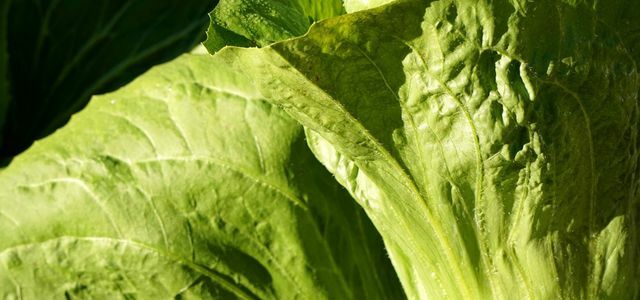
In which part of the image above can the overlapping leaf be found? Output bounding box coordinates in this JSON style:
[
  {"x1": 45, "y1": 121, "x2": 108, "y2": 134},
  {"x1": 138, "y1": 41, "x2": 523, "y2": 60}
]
[
  {"x1": 224, "y1": 0, "x2": 640, "y2": 298},
  {"x1": 0, "y1": 54, "x2": 403, "y2": 299},
  {"x1": 204, "y1": 0, "x2": 345, "y2": 53}
]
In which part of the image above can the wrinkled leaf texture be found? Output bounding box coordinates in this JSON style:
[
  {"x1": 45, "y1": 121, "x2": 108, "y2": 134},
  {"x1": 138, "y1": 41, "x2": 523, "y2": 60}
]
[
  {"x1": 0, "y1": 0, "x2": 404, "y2": 298},
  {"x1": 203, "y1": 0, "x2": 345, "y2": 53},
  {"x1": 224, "y1": 0, "x2": 640, "y2": 298},
  {"x1": 2, "y1": 0, "x2": 640, "y2": 298},
  {"x1": 0, "y1": 54, "x2": 403, "y2": 299}
]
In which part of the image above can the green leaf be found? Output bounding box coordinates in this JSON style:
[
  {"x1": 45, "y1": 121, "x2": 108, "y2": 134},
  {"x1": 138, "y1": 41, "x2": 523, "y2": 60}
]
[
  {"x1": 203, "y1": 0, "x2": 345, "y2": 53},
  {"x1": 223, "y1": 0, "x2": 640, "y2": 298},
  {"x1": 0, "y1": 54, "x2": 403, "y2": 299},
  {"x1": 342, "y1": 0, "x2": 395, "y2": 13},
  {"x1": 593, "y1": 1, "x2": 640, "y2": 65},
  {"x1": 2, "y1": 0, "x2": 215, "y2": 158},
  {"x1": 294, "y1": 0, "x2": 345, "y2": 21}
]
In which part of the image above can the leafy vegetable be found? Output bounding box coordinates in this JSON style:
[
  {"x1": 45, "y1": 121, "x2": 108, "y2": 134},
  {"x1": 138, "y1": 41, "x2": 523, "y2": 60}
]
[
  {"x1": 224, "y1": 0, "x2": 640, "y2": 298},
  {"x1": 342, "y1": 0, "x2": 394, "y2": 13},
  {"x1": 1, "y1": 0, "x2": 215, "y2": 158},
  {"x1": 0, "y1": 54, "x2": 402, "y2": 299},
  {"x1": 1, "y1": 0, "x2": 639, "y2": 298},
  {"x1": 204, "y1": 0, "x2": 345, "y2": 53}
]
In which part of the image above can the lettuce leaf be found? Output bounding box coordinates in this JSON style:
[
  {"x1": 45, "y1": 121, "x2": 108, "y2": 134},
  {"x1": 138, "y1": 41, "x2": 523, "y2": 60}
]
[
  {"x1": 203, "y1": 0, "x2": 345, "y2": 53},
  {"x1": 0, "y1": 54, "x2": 403, "y2": 299},
  {"x1": 224, "y1": 0, "x2": 640, "y2": 298},
  {"x1": 2, "y1": 0, "x2": 639, "y2": 298},
  {"x1": 342, "y1": 0, "x2": 395, "y2": 13}
]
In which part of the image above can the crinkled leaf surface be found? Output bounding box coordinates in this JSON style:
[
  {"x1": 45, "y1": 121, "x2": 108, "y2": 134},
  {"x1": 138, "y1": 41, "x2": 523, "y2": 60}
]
[
  {"x1": 203, "y1": 0, "x2": 344, "y2": 53},
  {"x1": 2, "y1": 0, "x2": 215, "y2": 158},
  {"x1": 0, "y1": 54, "x2": 403, "y2": 299},
  {"x1": 224, "y1": 0, "x2": 640, "y2": 298}
]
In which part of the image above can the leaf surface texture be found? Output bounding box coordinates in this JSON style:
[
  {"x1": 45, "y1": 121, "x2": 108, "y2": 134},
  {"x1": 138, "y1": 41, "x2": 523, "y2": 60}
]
[
  {"x1": 0, "y1": 54, "x2": 403, "y2": 299},
  {"x1": 224, "y1": 0, "x2": 640, "y2": 298}
]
